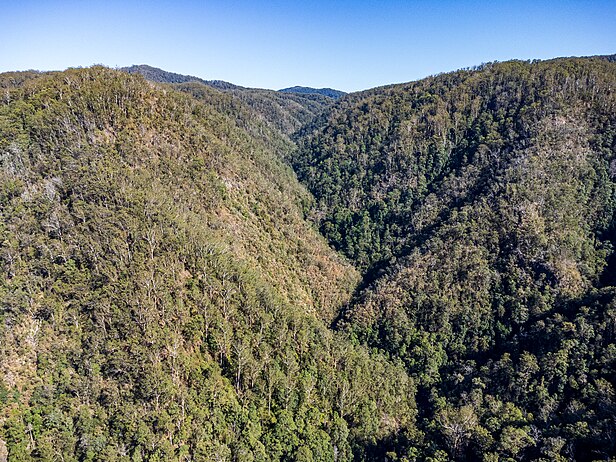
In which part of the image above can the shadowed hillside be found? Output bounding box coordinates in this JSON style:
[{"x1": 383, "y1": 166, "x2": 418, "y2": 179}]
[
  {"x1": 279, "y1": 86, "x2": 346, "y2": 99},
  {"x1": 294, "y1": 56, "x2": 616, "y2": 460}
]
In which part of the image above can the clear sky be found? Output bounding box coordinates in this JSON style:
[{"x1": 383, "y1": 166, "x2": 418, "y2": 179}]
[{"x1": 1, "y1": 0, "x2": 615, "y2": 92}]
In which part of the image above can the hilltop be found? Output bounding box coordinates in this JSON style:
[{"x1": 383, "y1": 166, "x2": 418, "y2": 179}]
[
  {"x1": 120, "y1": 64, "x2": 243, "y2": 90},
  {"x1": 120, "y1": 65, "x2": 339, "y2": 136}
]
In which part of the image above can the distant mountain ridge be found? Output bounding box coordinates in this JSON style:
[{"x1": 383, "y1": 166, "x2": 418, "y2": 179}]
[
  {"x1": 120, "y1": 64, "x2": 243, "y2": 90},
  {"x1": 279, "y1": 86, "x2": 346, "y2": 99},
  {"x1": 120, "y1": 65, "x2": 346, "y2": 98},
  {"x1": 120, "y1": 64, "x2": 340, "y2": 136}
]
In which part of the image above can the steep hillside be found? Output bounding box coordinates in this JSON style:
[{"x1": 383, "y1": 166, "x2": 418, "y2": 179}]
[
  {"x1": 174, "y1": 81, "x2": 333, "y2": 138},
  {"x1": 4, "y1": 56, "x2": 616, "y2": 461},
  {"x1": 294, "y1": 57, "x2": 616, "y2": 460},
  {"x1": 0, "y1": 67, "x2": 419, "y2": 461}
]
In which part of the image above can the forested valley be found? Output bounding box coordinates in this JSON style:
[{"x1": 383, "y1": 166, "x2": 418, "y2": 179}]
[{"x1": 1, "y1": 55, "x2": 615, "y2": 461}]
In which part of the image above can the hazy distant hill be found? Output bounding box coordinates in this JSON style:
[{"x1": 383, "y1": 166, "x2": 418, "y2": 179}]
[
  {"x1": 596, "y1": 53, "x2": 616, "y2": 62},
  {"x1": 279, "y1": 86, "x2": 346, "y2": 99}
]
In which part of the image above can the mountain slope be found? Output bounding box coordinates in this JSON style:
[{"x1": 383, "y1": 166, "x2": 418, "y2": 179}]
[
  {"x1": 294, "y1": 56, "x2": 616, "y2": 460},
  {"x1": 4, "y1": 55, "x2": 616, "y2": 461},
  {"x1": 0, "y1": 67, "x2": 418, "y2": 461}
]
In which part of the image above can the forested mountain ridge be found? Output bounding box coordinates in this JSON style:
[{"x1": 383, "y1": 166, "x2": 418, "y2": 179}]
[
  {"x1": 2, "y1": 55, "x2": 616, "y2": 461},
  {"x1": 0, "y1": 67, "x2": 419, "y2": 461},
  {"x1": 294, "y1": 56, "x2": 616, "y2": 460}
]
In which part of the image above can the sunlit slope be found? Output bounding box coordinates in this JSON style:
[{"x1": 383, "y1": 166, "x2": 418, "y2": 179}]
[
  {"x1": 294, "y1": 56, "x2": 616, "y2": 460},
  {"x1": 0, "y1": 67, "x2": 419, "y2": 461}
]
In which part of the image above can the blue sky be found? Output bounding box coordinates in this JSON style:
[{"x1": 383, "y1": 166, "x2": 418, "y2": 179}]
[{"x1": 1, "y1": 0, "x2": 615, "y2": 92}]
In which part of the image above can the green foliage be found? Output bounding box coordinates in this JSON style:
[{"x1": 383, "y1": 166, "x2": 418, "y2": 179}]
[
  {"x1": 3, "y1": 55, "x2": 616, "y2": 461},
  {"x1": 279, "y1": 87, "x2": 346, "y2": 100}
]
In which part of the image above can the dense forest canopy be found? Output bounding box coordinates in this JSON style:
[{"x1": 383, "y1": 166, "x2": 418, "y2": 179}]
[
  {"x1": 1, "y1": 55, "x2": 615, "y2": 461},
  {"x1": 294, "y1": 56, "x2": 616, "y2": 460}
]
